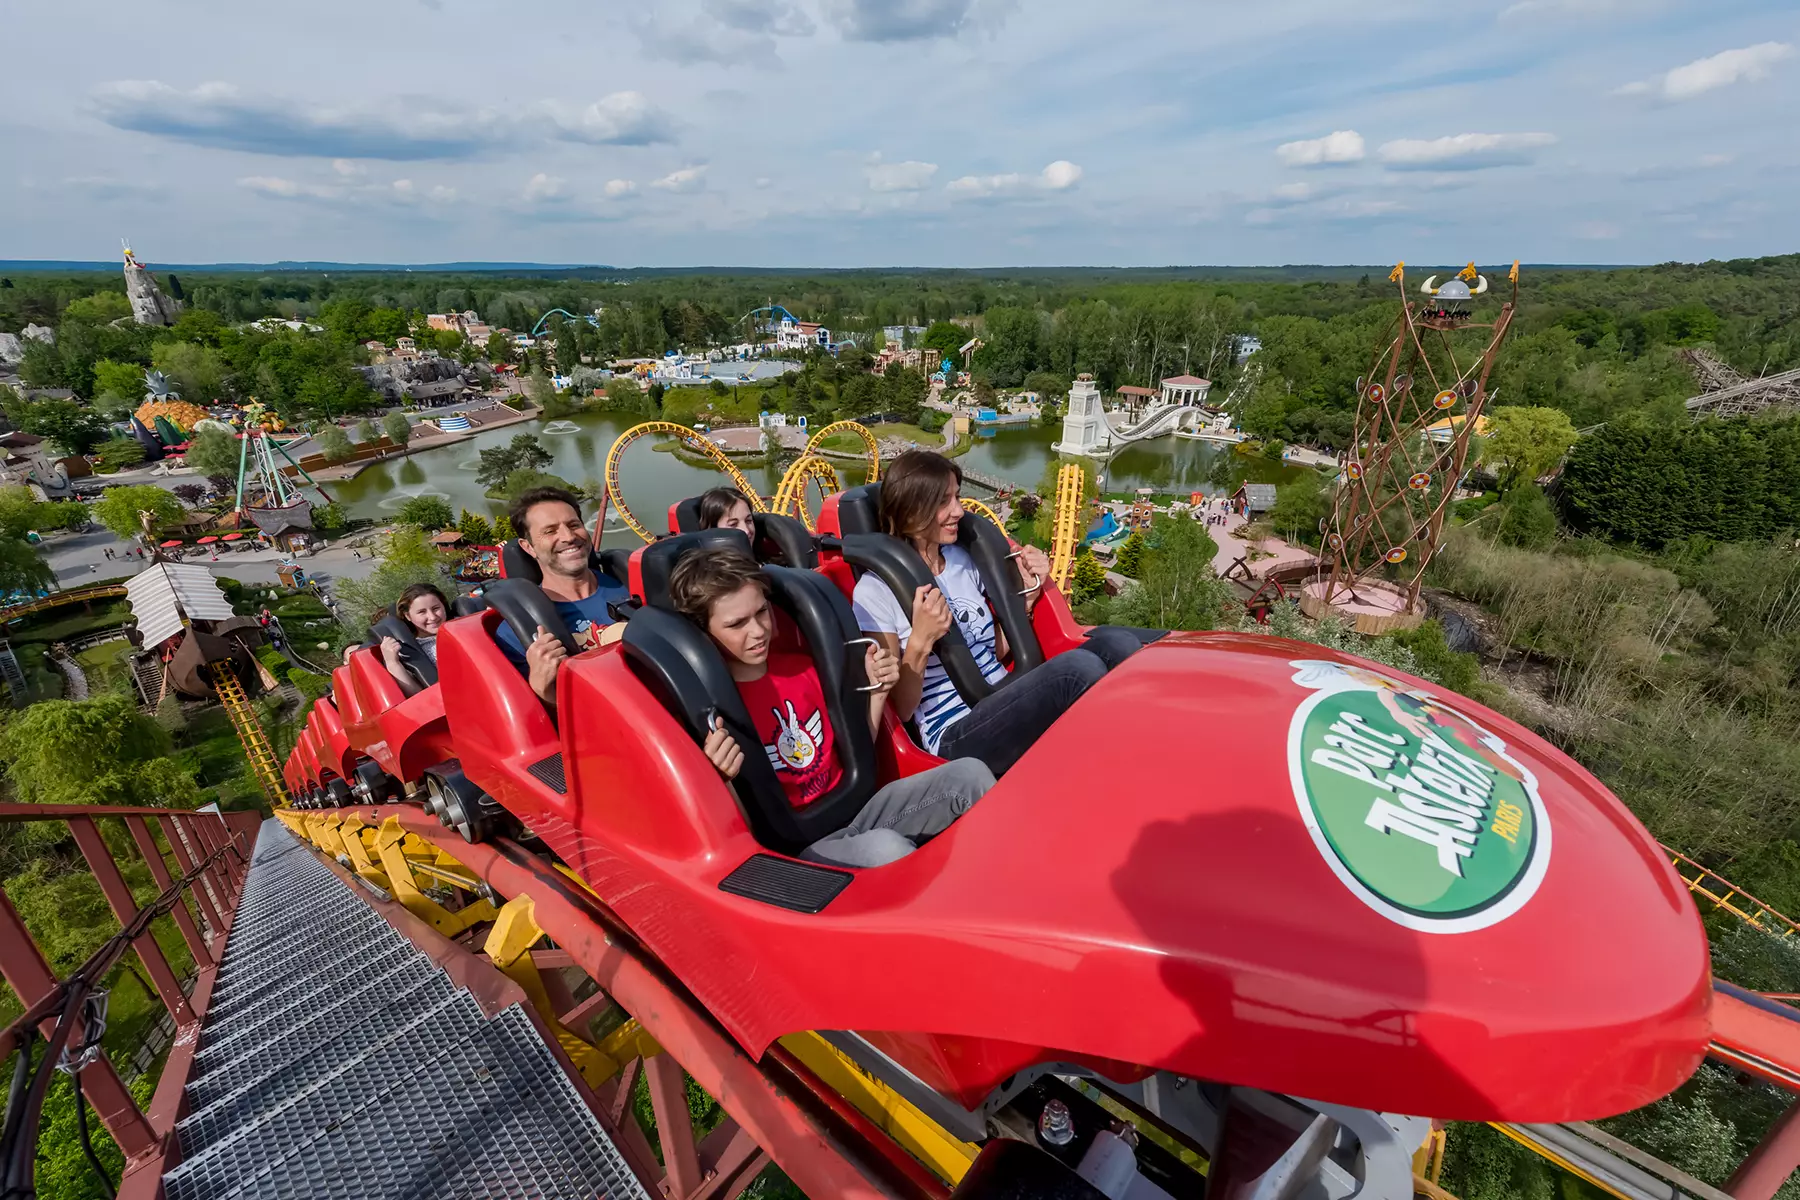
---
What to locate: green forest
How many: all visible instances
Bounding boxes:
[4,253,1800,1196]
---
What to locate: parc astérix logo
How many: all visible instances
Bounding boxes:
[1286,660,1551,934]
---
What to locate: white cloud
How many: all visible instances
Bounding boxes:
[866,159,939,192]
[1378,132,1556,170]
[1499,0,1638,21]
[236,175,338,199]
[1276,130,1365,167]
[524,173,568,202]
[1616,42,1794,102]
[1273,182,1316,202]
[704,0,815,35]
[946,160,1082,198]
[1040,160,1083,190]
[603,178,638,197]
[554,92,680,145]
[828,0,1012,42]
[652,165,708,192]
[331,158,364,177]
[90,80,678,159]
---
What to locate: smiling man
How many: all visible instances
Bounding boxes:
[497,486,629,703]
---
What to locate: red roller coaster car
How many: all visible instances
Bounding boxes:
[284,486,1711,1183]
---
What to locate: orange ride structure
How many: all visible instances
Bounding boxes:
[1309,261,1520,633]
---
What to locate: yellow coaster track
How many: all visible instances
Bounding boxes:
[1049,463,1086,592]
[211,661,289,807]
[960,497,1003,527]
[605,420,885,540]
[804,420,881,483]
[770,455,843,531]
[604,422,768,542]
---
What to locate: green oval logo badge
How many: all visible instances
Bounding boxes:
[1287,660,1551,933]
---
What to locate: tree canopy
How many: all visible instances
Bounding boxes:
[0,693,200,808]
[91,484,186,540]
[1483,405,1579,492]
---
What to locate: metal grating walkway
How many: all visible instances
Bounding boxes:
[162,819,651,1200]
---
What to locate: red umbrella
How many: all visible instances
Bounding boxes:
[221,533,244,541]
[159,539,183,548]
[196,535,219,544]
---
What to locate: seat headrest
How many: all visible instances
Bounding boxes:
[833,483,883,536]
[671,498,818,569]
[671,495,704,535]
[371,615,438,687]
[500,538,540,583]
[503,539,625,592]
[633,528,753,610]
[451,594,490,618]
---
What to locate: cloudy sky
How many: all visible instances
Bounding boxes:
[4,0,1795,267]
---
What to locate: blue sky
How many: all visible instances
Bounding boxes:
[3,0,1795,267]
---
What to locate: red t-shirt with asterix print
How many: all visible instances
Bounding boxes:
[736,652,841,809]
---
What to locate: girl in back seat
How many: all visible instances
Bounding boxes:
[378,583,448,697]
[853,451,1146,776]
[694,487,756,536]
[671,548,993,868]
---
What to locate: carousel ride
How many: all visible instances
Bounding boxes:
[257,410,1794,1200]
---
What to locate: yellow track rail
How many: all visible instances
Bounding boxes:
[0,584,127,624]
[960,497,1002,527]
[604,422,766,542]
[1049,463,1085,591]
[211,661,288,806]
[771,455,843,531]
[804,420,881,483]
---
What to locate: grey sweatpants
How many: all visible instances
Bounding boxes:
[802,758,995,868]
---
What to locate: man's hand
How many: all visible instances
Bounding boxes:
[864,643,900,694]
[525,625,567,704]
[702,724,744,779]
[1017,544,1051,608]
[909,585,953,648]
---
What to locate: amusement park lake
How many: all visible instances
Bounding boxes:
[330,411,1305,549]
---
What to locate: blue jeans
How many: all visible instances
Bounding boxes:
[936,626,1148,775]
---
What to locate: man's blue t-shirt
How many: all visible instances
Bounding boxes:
[495,574,631,671]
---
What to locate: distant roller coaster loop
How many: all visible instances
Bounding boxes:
[604,422,766,543]
[530,309,599,338]
[803,420,880,484]
[771,456,842,532]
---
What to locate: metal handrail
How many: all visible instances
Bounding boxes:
[0,804,254,1199]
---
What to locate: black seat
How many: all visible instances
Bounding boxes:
[501,539,629,589]
[371,614,438,688]
[633,528,752,609]
[622,565,877,856]
[452,593,490,618]
[831,482,1044,704]
[671,497,819,569]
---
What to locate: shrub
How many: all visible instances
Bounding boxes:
[383,409,413,446]
[1495,484,1557,549]
[315,425,354,464]
[396,494,455,531]
[93,436,147,473]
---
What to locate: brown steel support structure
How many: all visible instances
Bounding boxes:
[0,803,254,1199]
[1730,1100,1800,1200]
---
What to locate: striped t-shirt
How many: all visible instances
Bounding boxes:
[852,544,1008,753]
